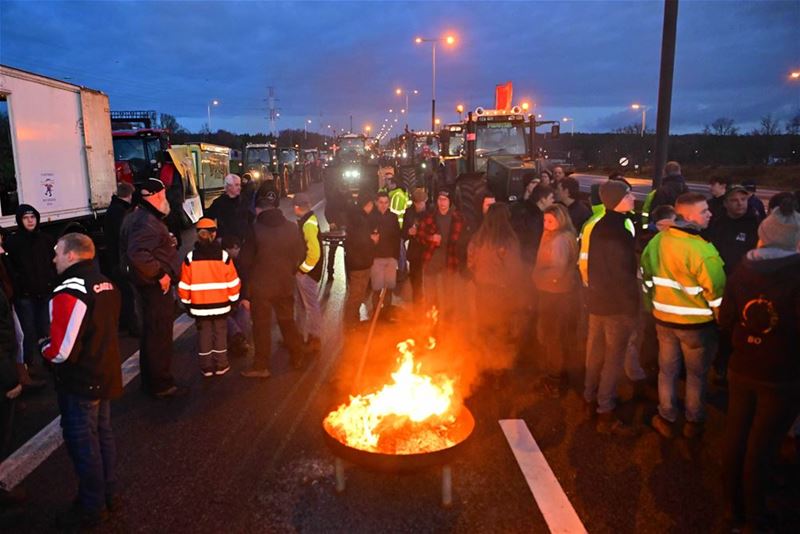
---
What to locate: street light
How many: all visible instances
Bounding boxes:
[631,104,647,137]
[414,33,457,130]
[521,102,530,113]
[456,104,464,121]
[562,117,574,136]
[791,71,800,79]
[304,118,312,140]
[395,88,419,130]
[207,99,219,133]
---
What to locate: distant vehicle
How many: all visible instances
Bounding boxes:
[325,133,379,198]
[0,64,116,233]
[398,130,439,194]
[242,142,280,196]
[278,146,308,194]
[170,143,231,209]
[302,148,322,184]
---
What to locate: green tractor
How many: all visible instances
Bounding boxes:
[397,130,440,194]
[324,133,380,201]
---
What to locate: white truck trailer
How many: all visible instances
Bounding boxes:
[0,65,116,231]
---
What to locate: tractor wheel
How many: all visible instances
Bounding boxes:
[283,169,290,197]
[455,173,488,233]
[400,165,417,192]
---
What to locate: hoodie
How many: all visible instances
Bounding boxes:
[719,249,800,384]
[650,175,688,213]
[4,204,57,298]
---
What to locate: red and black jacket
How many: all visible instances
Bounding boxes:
[41,260,123,399]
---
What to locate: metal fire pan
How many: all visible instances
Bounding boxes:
[322,408,475,473]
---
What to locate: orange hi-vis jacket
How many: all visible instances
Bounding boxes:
[178,242,240,317]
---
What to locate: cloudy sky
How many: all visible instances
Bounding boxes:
[1,0,798,134]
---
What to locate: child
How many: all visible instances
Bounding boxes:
[221,235,252,358]
[178,218,240,377]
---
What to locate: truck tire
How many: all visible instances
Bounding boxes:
[400,165,417,192]
[455,173,488,233]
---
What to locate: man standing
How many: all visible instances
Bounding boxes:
[584,180,638,435]
[4,205,56,374]
[707,177,729,223]
[103,182,137,335]
[641,192,726,439]
[368,191,401,315]
[551,165,566,184]
[705,184,760,275]
[417,189,463,319]
[120,178,184,398]
[343,193,375,327]
[206,174,252,242]
[293,193,323,354]
[556,176,592,233]
[402,188,429,307]
[240,190,307,376]
[648,160,688,213]
[513,185,554,267]
[41,233,122,528]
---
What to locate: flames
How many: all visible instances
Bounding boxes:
[324,336,461,455]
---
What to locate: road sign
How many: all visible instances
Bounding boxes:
[619,157,629,167]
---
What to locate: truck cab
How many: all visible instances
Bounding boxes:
[242,143,279,195]
[326,133,378,197]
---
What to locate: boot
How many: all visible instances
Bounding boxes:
[16,363,46,391]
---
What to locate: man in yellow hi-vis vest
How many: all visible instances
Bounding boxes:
[641,191,726,440]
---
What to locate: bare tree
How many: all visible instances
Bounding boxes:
[757,114,781,136]
[613,123,642,134]
[159,113,186,133]
[785,112,800,135]
[703,117,738,135]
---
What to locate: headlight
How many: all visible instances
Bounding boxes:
[343,169,361,180]
[421,163,427,169]
[252,171,261,178]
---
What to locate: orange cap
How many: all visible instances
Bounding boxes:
[196,218,217,231]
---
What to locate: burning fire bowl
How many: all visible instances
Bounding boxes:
[322,407,475,474]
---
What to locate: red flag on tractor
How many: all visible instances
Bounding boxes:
[495,81,513,110]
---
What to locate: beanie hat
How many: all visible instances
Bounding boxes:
[758,202,800,251]
[196,218,217,231]
[412,188,428,203]
[292,192,311,208]
[599,179,630,210]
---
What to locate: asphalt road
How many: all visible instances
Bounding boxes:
[2,180,799,533]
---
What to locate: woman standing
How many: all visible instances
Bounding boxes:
[468,203,524,365]
[719,197,800,532]
[532,204,579,396]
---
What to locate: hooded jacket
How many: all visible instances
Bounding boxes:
[40,260,123,399]
[719,250,800,384]
[239,208,304,300]
[178,240,240,317]
[345,204,375,272]
[102,195,132,270]
[532,229,579,294]
[119,198,180,287]
[587,210,639,316]
[4,205,57,298]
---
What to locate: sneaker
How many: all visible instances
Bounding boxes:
[201,369,214,378]
[683,421,705,440]
[596,413,637,437]
[651,414,674,439]
[241,368,271,379]
[215,365,231,376]
[152,385,189,399]
[55,502,108,529]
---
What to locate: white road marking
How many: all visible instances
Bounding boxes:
[0,314,193,491]
[499,419,587,534]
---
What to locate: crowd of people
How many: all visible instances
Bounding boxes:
[0,160,798,531]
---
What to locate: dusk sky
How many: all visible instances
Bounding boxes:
[1,0,798,135]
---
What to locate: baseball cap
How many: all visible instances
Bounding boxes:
[196,218,217,231]
[725,184,749,197]
[292,193,311,208]
[139,177,165,196]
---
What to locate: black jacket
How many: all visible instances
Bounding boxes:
[650,175,688,212]
[587,211,639,316]
[120,199,180,287]
[240,208,304,300]
[369,209,401,259]
[103,195,132,270]
[512,200,544,266]
[206,193,252,241]
[402,206,427,264]
[565,200,592,233]
[345,205,375,271]
[5,205,57,298]
[0,290,18,393]
[704,211,760,274]
[41,260,123,399]
[719,251,800,384]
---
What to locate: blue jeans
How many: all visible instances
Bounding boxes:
[655,324,717,423]
[58,392,117,513]
[584,314,636,413]
[15,297,50,366]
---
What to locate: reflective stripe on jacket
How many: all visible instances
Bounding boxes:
[178,245,240,317]
[388,187,410,227]
[640,225,726,326]
[298,211,323,281]
[640,189,656,228]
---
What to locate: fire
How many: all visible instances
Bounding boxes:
[324,338,460,454]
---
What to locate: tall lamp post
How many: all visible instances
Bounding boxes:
[456,104,464,122]
[562,117,574,136]
[631,104,647,137]
[395,88,419,130]
[207,99,219,134]
[414,34,456,131]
